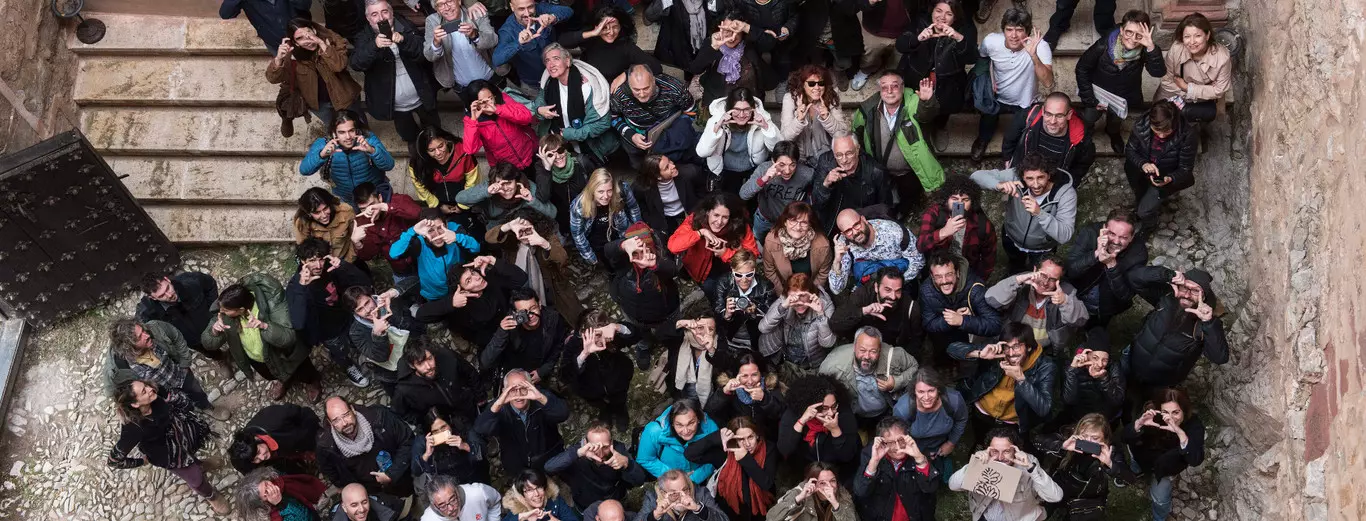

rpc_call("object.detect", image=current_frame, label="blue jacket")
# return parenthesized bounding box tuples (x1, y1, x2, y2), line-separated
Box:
(636, 405, 719, 485)
(492, 3, 573, 83)
(388, 222, 481, 300)
(568, 183, 643, 264)
(300, 134, 396, 205)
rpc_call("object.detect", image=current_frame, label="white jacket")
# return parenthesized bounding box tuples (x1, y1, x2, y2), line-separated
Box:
(422, 483, 502, 521)
(538, 60, 611, 121)
(948, 453, 1064, 521)
(695, 96, 781, 175)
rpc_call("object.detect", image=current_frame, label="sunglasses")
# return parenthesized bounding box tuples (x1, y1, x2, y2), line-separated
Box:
(733, 272, 755, 279)
(805, 80, 827, 87)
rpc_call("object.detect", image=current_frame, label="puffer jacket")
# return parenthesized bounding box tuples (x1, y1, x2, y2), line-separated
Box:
(201, 273, 310, 383)
(1035, 432, 1137, 514)
(463, 93, 539, 170)
(696, 96, 782, 175)
(1124, 112, 1198, 196)
(948, 341, 1058, 434)
(636, 405, 720, 484)
(710, 274, 777, 353)
(970, 169, 1078, 252)
(569, 183, 645, 264)
(1062, 360, 1126, 422)
(501, 480, 581, 521)
(1124, 267, 1229, 388)
(1064, 221, 1148, 321)
(757, 289, 836, 364)
(299, 134, 397, 207)
(984, 273, 1090, 349)
(919, 256, 1002, 351)
(1076, 30, 1167, 107)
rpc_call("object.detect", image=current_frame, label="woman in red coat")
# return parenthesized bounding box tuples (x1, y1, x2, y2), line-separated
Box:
(462, 79, 537, 171)
(668, 192, 759, 300)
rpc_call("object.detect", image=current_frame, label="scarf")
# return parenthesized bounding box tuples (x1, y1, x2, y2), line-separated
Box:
(625, 223, 661, 293)
(1108, 29, 1142, 66)
(550, 154, 578, 184)
(802, 419, 827, 447)
(268, 475, 327, 521)
(542, 64, 587, 131)
(718, 42, 745, 84)
(681, 0, 708, 52)
(777, 227, 814, 259)
(674, 341, 715, 402)
(331, 410, 376, 458)
(718, 442, 774, 516)
(516, 243, 549, 305)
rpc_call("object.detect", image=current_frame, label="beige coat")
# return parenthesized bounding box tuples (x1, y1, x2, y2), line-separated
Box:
(293, 203, 357, 261)
(1154, 42, 1232, 103)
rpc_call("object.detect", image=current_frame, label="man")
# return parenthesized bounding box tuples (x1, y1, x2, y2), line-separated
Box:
(424, 0, 499, 92)
(828, 209, 925, 295)
(533, 44, 619, 167)
(1125, 267, 1229, 390)
(352, 183, 423, 283)
(819, 327, 918, 430)
(972, 153, 1078, 274)
(350, 0, 441, 143)
(229, 404, 322, 475)
(1065, 208, 1147, 329)
(948, 324, 1058, 450)
(635, 469, 729, 521)
(317, 397, 415, 497)
(391, 340, 482, 425)
(948, 428, 1063, 521)
(852, 418, 938, 521)
(544, 422, 648, 510)
(849, 72, 944, 216)
(1001, 92, 1096, 186)
(138, 271, 220, 358)
(416, 255, 530, 347)
(332, 483, 402, 521)
(343, 285, 423, 390)
(480, 288, 568, 383)
(915, 175, 997, 281)
(811, 134, 893, 235)
(391, 208, 482, 301)
(583, 499, 626, 521)
(103, 318, 227, 419)
(918, 252, 1002, 361)
(971, 7, 1055, 162)
(830, 267, 924, 350)
(611, 66, 697, 167)
(473, 369, 570, 475)
(421, 474, 502, 521)
(561, 309, 641, 430)
(703, 355, 785, 437)
(220, 0, 313, 54)
(493, 0, 572, 92)
(605, 223, 682, 369)
(203, 274, 323, 401)
(986, 254, 1088, 352)
(287, 238, 374, 387)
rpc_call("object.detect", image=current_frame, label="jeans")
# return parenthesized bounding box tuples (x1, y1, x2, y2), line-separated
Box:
(1149, 475, 1174, 520)
(752, 211, 774, 249)
(180, 372, 212, 410)
(1002, 235, 1055, 276)
(1044, 0, 1117, 46)
(977, 103, 1022, 147)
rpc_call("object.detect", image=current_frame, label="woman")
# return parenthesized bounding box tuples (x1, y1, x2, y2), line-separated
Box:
(891, 368, 968, 479)
(1036, 413, 1136, 520)
(710, 250, 777, 373)
(757, 274, 835, 376)
(1075, 9, 1166, 153)
(534, 133, 591, 237)
(299, 111, 396, 206)
(760, 202, 832, 295)
(669, 192, 760, 298)
(456, 162, 558, 228)
(501, 469, 582, 521)
(686, 13, 775, 106)
(202, 276, 323, 401)
(266, 18, 361, 130)
(775, 374, 860, 470)
(409, 126, 481, 219)
(1122, 388, 1207, 521)
(487, 208, 585, 324)
(767, 462, 856, 521)
(740, 142, 814, 247)
(414, 407, 487, 488)
(1154, 12, 1232, 123)
(646, 0, 726, 71)
(1123, 99, 1197, 233)
(634, 154, 705, 239)
(292, 188, 356, 262)
(696, 88, 781, 195)
(560, 308, 641, 429)
(684, 417, 778, 521)
(895, 0, 977, 140)
(463, 79, 538, 172)
(779, 66, 848, 161)
(637, 399, 721, 484)
(234, 467, 326, 521)
(558, 5, 662, 85)
(571, 169, 645, 267)
(108, 381, 230, 514)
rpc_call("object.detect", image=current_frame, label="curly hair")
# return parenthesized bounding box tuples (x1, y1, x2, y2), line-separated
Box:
(785, 65, 839, 108)
(930, 174, 983, 212)
(235, 467, 282, 516)
(690, 192, 749, 248)
(784, 373, 852, 410)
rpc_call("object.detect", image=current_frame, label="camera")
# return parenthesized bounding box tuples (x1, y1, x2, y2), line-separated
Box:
(512, 309, 532, 326)
(733, 296, 752, 310)
(726, 438, 741, 449)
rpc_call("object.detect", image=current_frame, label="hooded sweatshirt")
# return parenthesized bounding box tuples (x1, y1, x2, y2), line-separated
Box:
(970, 169, 1078, 251)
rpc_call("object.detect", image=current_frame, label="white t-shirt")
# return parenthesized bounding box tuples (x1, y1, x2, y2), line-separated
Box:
(980, 33, 1053, 108)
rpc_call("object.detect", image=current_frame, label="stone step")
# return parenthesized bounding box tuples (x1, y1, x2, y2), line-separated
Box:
(143, 204, 297, 244)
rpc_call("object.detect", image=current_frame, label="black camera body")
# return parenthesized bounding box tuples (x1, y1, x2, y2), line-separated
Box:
(512, 309, 531, 326)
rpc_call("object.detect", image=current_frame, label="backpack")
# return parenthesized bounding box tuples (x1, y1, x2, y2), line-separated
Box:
(849, 214, 915, 286)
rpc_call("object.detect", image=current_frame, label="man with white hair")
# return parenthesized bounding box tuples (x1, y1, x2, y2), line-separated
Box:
(811, 134, 893, 235)
(473, 369, 570, 475)
(350, 0, 440, 143)
(422, 474, 503, 521)
(532, 43, 619, 167)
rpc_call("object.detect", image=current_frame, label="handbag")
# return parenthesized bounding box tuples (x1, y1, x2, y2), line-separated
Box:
(276, 59, 312, 137)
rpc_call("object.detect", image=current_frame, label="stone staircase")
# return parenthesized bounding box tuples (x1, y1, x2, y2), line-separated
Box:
(70, 0, 1150, 243)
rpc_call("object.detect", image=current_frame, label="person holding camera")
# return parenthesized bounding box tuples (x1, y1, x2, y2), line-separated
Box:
(710, 250, 777, 375)
(457, 163, 559, 228)
(634, 469, 729, 521)
(480, 287, 569, 386)
(416, 255, 530, 348)
(971, 152, 1078, 275)
(424, 0, 498, 93)
(545, 422, 648, 510)
(684, 417, 778, 521)
(1121, 388, 1206, 521)
(916, 175, 997, 281)
(948, 428, 1063, 521)
(351, 0, 441, 144)
(560, 309, 640, 431)
(1123, 99, 1199, 235)
(300, 111, 396, 207)
(287, 238, 374, 388)
(267, 18, 361, 132)
(851, 418, 938, 521)
(949, 324, 1058, 452)
(768, 462, 855, 521)
(474, 369, 569, 476)
(1035, 413, 1136, 521)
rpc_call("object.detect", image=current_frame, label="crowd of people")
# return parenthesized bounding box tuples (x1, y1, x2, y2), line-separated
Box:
(106, 0, 1233, 519)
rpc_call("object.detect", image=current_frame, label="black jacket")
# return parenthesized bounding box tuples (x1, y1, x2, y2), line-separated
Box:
(1125, 267, 1229, 388)
(1124, 113, 1198, 196)
(605, 234, 681, 325)
(390, 347, 482, 425)
(544, 440, 648, 509)
(645, 0, 728, 69)
(918, 267, 1000, 353)
(416, 261, 529, 346)
(633, 163, 705, 234)
(1061, 362, 1126, 423)
(830, 283, 923, 351)
(895, 16, 978, 86)
(810, 152, 893, 235)
(710, 275, 777, 356)
(684, 432, 778, 521)
(481, 307, 570, 380)
(136, 272, 218, 349)
(776, 402, 860, 466)
(1035, 433, 1136, 512)
(315, 404, 415, 496)
(286, 260, 373, 348)
(949, 342, 1058, 434)
(1006, 103, 1097, 186)
(560, 327, 641, 401)
(1075, 34, 1167, 107)
(230, 404, 322, 475)
(704, 381, 785, 439)
(1122, 414, 1206, 478)
(1065, 222, 1148, 322)
(349, 15, 439, 120)
(851, 448, 939, 521)
(686, 41, 775, 105)
(472, 387, 570, 475)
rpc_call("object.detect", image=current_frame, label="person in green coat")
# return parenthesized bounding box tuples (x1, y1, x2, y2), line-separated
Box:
(202, 273, 322, 402)
(849, 71, 945, 217)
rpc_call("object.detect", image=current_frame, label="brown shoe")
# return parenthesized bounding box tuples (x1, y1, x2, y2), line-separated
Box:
(268, 381, 286, 401)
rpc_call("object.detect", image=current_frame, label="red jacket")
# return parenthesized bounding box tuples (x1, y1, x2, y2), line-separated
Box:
(667, 214, 760, 283)
(463, 93, 537, 170)
(354, 193, 422, 274)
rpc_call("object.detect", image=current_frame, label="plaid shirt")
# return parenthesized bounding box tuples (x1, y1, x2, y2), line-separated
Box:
(609, 73, 694, 140)
(126, 345, 189, 390)
(917, 203, 998, 280)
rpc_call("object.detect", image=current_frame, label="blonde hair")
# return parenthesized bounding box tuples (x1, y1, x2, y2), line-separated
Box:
(729, 248, 757, 271)
(578, 168, 624, 220)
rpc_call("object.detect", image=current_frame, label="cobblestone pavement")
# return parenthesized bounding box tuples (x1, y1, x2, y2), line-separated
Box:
(0, 159, 1237, 521)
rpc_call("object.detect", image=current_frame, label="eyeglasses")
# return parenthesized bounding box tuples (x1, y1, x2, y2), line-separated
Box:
(805, 80, 827, 87)
(433, 497, 461, 512)
(733, 272, 755, 279)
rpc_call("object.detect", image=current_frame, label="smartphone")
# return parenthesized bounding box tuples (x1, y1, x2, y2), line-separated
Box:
(441, 20, 463, 36)
(378, 20, 394, 39)
(377, 304, 391, 317)
(951, 201, 965, 216)
(1152, 413, 1168, 427)
(431, 430, 452, 446)
(1075, 439, 1102, 455)
(726, 438, 741, 449)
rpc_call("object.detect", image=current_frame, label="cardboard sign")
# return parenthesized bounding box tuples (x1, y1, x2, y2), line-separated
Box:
(961, 458, 1024, 503)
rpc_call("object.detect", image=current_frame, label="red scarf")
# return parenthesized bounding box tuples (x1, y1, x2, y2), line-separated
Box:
(717, 442, 774, 516)
(802, 420, 828, 447)
(268, 475, 327, 521)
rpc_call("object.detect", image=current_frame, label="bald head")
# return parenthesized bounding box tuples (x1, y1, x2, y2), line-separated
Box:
(595, 500, 626, 521)
(835, 209, 862, 231)
(628, 65, 657, 103)
(341, 484, 371, 521)
(835, 209, 871, 246)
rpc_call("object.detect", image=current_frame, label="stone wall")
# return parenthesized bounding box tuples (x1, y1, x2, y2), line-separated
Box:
(0, 0, 78, 152)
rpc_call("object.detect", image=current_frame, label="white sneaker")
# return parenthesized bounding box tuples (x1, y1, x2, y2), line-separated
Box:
(850, 71, 870, 91)
(345, 365, 370, 387)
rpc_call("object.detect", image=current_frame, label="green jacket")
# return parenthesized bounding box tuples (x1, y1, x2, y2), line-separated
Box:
(532, 79, 620, 163)
(102, 320, 192, 395)
(850, 89, 945, 192)
(200, 273, 310, 382)
(818, 340, 920, 396)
